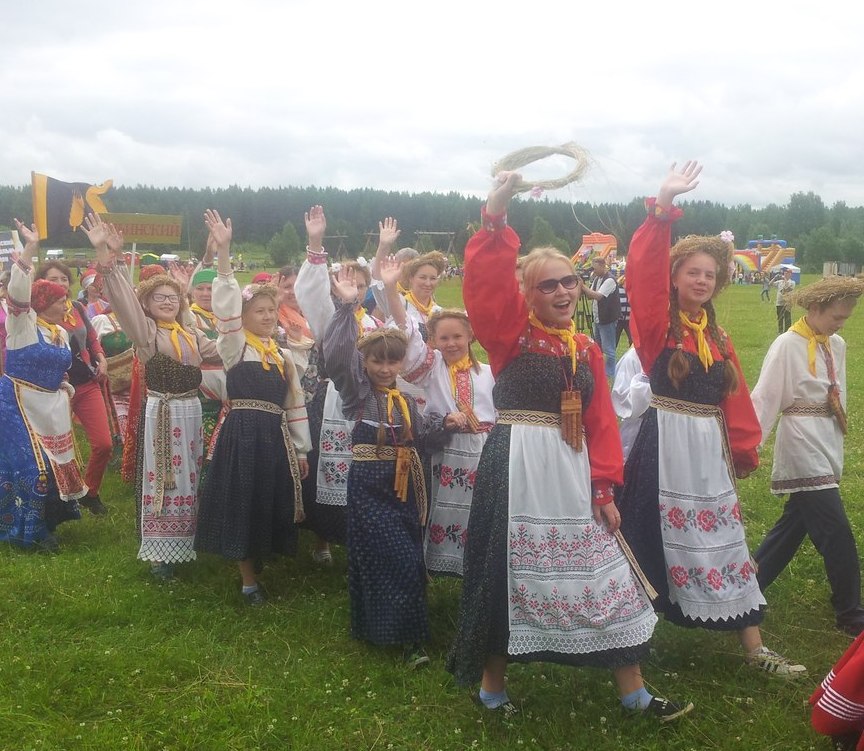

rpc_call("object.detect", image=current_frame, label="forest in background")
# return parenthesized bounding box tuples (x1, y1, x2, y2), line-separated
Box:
(1, 183, 862, 270)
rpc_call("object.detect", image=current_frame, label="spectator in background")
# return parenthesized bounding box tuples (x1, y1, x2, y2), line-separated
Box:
(581, 256, 620, 378)
(616, 273, 632, 347)
(773, 267, 796, 333)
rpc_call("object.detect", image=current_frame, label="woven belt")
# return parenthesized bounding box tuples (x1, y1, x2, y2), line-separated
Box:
(352, 443, 428, 525)
(230, 399, 304, 522)
(783, 402, 832, 417)
(148, 388, 199, 514)
(496, 409, 559, 427)
(650, 395, 720, 417)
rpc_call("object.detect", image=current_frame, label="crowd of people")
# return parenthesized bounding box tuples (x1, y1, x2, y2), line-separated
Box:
(2, 161, 864, 742)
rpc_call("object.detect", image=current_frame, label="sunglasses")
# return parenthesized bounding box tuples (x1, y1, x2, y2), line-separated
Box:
(535, 275, 581, 294)
(151, 293, 180, 303)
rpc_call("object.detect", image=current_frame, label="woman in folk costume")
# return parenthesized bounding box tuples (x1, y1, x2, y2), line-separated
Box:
(384, 266, 495, 577)
(35, 260, 112, 516)
(752, 276, 864, 637)
(81, 267, 110, 319)
(0, 222, 85, 551)
(371, 223, 445, 342)
(194, 210, 311, 606)
(619, 161, 805, 676)
(84, 213, 218, 581)
(294, 205, 383, 561)
(323, 263, 444, 668)
(446, 173, 690, 721)
(88, 274, 135, 443)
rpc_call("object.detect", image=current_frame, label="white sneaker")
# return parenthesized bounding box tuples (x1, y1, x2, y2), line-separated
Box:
(746, 646, 807, 677)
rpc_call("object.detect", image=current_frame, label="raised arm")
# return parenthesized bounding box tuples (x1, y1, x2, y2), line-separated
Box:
(463, 172, 526, 376)
(6, 222, 37, 346)
(294, 205, 333, 341)
(626, 161, 701, 373)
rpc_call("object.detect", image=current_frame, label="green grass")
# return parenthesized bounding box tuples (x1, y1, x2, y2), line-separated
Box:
(2, 276, 858, 750)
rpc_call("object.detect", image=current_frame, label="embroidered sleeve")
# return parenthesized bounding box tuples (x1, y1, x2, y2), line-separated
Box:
(212, 272, 245, 370)
(295, 256, 334, 342)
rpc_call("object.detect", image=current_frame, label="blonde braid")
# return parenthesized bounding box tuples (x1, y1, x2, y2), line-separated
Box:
(666, 292, 690, 390)
(703, 301, 739, 396)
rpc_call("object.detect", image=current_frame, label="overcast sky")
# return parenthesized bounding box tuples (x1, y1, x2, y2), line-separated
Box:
(3, 1, 862, 212)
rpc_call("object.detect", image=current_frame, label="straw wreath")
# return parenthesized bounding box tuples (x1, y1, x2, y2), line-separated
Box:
(491, 142, 590, 194)
(794, 276, 864, 309)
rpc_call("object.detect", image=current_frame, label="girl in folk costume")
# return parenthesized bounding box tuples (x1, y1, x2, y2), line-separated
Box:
(384, 263, 495, 577)
(371, 218, 445, 342)
(752, 276, 864, 637)
(294, 205, 383, 560)
(275, 264, 313, 342)
(36, 260, 112, 516)
(84, 213, 219, 581)
(446, 173, 691, 721)
(619, 161, 805, 675)
(323, 264, 443, 668)
(194, 211, 311, 606)
(0, 222, 85, 551)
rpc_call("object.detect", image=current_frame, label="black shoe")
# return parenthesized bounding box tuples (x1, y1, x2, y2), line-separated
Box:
(79, 494, 108, 516)
(34, 534, 60, 554)
(836, 618, 864, 637)
(638, 696, 694, 724)
(243, 588, 268, 607)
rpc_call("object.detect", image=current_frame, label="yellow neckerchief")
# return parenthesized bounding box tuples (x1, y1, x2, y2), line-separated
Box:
(244, 330, 285, 378)
(397, 282, 408, 295)
(156, 320, 197, 361)
(63, 299, 76, 326)
(376, 385, 412, 430)
(447, 353, 473, 398)
(528, 311, 578, 374)
(190, 303, 215, 327)
(354, 307, 367, 338)
(36, 317, 66, 346)
(404, 290, 435, 319)
(678, 309, 715, 372)
(790, 316, 830, 376)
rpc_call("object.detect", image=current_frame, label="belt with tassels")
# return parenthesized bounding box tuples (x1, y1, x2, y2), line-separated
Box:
(351, 443, 428, 525)
(148, 388, 199, 515)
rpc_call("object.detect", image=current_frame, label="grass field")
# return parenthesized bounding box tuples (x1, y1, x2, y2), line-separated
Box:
(2, 276, 860, 750)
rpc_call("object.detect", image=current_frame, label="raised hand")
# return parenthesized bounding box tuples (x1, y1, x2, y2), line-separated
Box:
(657, 161, 702, 208)
(13, 218, 39, 260)
(105, 222, 124, 255)
(378, 217, 400, 249)
(378, 254, 403, 289)
(81, 213, 113, 266)
(487, 171, 522, 216)
(168, 261, 191, 289)
(331, 265, 358, 304)
(203, 209, 232, 256)
(305, 205, 327, 251)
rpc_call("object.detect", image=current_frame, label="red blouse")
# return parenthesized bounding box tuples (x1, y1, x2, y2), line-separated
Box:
(463, 214, 623, 489)
(625, 199, 760, 474)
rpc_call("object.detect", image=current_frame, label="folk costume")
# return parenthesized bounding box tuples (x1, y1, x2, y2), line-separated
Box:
(102, 265, 218, 564)
(294, 248, 382, 545)
(323, 300, 442, 647)
(91, 310, 134, 440)
(194, 273, 311, 562)
(619, 199, 766, 629)
(399, 316, 495, 576)
(811, 631, 864, 749)
(0, 265, 84, 547)
(751, 314, 864, 631)
(447, 210, 657, 687)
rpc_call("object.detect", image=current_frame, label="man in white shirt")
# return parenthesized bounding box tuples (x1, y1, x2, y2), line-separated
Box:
(581, 256, 620, 378)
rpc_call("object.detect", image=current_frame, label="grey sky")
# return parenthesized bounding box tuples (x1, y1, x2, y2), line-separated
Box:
(3, 0, 862, 209)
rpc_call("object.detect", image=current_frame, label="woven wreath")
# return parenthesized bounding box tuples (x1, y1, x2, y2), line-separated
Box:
(491, 142, 590, 194)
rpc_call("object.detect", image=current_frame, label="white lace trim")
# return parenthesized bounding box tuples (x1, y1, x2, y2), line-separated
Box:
(508, 617, 657, 657)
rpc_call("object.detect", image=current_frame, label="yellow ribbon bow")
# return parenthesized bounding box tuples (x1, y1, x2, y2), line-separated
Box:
(36, 318, 66, 346)
(404, 290, 436, 318)
(244, 331, 285, 378)
(528, 311, 578, 374)
(189, 303, 216, 325)
(156, 320, 197, 362)
(376, 386, 412, 430)
(63, 300, 76, 327)
(678, 310, 715, 372)
(790, 316, 830, 376)
(354, 307, 368, 338)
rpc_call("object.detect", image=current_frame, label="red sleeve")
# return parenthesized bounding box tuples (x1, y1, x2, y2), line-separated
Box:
(625, 199, 682, 374)
(719, 335, 760, 474)
(810, 632, 864, 740)
(463, 218, 526, 377)
(583, 337, 624, 487)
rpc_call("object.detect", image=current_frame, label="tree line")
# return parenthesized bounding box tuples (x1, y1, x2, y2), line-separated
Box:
(0, 183, 860, 270)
